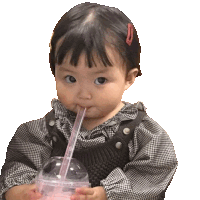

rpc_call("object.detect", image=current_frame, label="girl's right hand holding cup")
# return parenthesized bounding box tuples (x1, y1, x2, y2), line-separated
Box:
(5, 184, 42, 200)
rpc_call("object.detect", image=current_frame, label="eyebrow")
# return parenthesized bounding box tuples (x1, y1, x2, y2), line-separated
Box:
(59, 66, 109, 74)
(59, 67, 76, 73)
(93, 68, 109, 74)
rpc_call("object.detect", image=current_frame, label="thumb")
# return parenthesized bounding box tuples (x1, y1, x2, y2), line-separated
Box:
(28, 184, 41, 193)
(27, 184, 42, 200)
(29, 184, 40, 192)
(34, 192, 42, 199)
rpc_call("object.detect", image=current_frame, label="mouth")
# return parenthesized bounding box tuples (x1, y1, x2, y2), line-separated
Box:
(77, 105, 91, 110)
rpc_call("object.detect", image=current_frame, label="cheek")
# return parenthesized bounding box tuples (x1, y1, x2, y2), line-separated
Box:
(56, 81, 73, 103)
(56, 81, 65, 97)
(100, 84, 124, 100)
(96, 88, 122, 107)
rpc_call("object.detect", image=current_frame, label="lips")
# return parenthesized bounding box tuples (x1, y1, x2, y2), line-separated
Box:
(77, 105, 91, 109)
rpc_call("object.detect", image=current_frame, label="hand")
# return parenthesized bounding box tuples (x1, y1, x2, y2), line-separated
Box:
(70, 186, 107, 200)
(5, 184, 42, 200)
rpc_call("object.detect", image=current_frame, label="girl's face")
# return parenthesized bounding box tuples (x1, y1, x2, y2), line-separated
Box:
(55, 46, 137, 129)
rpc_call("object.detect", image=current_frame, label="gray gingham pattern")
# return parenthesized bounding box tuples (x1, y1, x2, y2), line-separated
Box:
(0, 99, 178, 200)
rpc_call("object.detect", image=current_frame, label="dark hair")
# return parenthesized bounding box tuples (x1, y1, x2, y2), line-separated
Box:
(49, 2, 142, 77)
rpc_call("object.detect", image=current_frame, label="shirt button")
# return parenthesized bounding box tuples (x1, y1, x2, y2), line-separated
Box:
(49, 120, 55, 126)
(52, 136, 57, 142)
(115, 142, 122, 149)
(123, 128, 130, 135)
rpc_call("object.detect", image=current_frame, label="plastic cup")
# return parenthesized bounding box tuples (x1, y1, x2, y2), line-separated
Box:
(35, 157, 90, 200)
(35, 107, 88, 199)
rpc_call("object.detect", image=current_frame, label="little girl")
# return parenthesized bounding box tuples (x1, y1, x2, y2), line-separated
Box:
(0, 2, 177, 200)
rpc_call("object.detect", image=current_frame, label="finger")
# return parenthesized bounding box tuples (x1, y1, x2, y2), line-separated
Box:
(27, 190, 42, 200)
(28, 184, 38, 191)
(35, 191, 43, 199)
(76, 187, 94, 195)
(27, 185, 42, 200)
(71, 194, 90, 200)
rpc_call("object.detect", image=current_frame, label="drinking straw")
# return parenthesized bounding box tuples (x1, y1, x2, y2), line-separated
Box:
(59, 107, 87, 181)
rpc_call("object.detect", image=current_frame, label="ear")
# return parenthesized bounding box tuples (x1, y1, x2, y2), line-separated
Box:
(124, 68, 138, 90)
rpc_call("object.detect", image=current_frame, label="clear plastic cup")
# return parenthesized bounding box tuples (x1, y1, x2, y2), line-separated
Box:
(35, 157, 90, 200)
(35, 107, 89, 199)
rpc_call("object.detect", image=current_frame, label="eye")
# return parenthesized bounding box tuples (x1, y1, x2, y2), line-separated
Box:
(65, 75, 76, 83)
(94, 77, 107, 85)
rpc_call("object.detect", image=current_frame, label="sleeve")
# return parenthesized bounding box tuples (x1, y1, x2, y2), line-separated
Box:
(100, 115, 178, 200)
(0, 118, 52, 199)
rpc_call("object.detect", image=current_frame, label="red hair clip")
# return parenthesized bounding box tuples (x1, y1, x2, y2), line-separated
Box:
(126, 23, 134, 46)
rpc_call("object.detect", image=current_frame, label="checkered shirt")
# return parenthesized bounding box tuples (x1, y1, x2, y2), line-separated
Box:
(0, 99, 178, 200)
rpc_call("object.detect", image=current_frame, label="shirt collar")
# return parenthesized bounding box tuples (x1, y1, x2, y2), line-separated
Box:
(51, 98, 76, 123)
(51, 98, 138, 128)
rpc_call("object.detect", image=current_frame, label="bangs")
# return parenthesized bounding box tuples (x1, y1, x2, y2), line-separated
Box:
(56, 23, 115, 68)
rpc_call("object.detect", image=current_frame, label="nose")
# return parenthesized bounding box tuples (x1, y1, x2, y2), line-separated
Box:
(77, 86, 92, 100)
